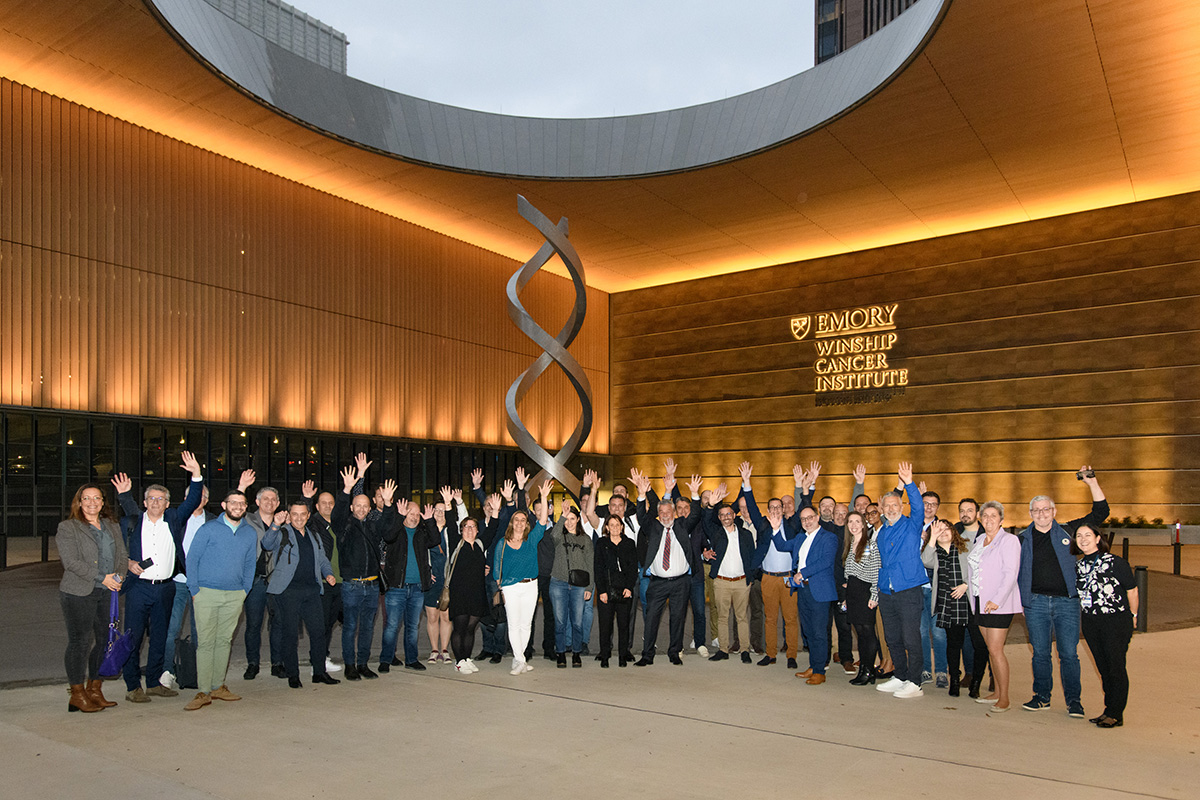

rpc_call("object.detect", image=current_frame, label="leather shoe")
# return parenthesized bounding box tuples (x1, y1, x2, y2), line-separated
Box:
(376, 662, 390, 673)
(146, 684, 178, 698)
(270, 664, 287, 679)
(557, 653, 567, 669)
(669, 655, 683, 665)
(634, 657, 653, 667)
(357, 664, 378, 679)
(600, 658, 610, 668)
(287, 677, 302, 688)
(708, 650, 729, 661)
(741, 651, 752, 664)
(489, 653, 503, 664)
(404, 661, 427, 671)
(1096, 716, 1123, 728)
(786, 658, 798, 669)
(806, 673, 826, 685)
(312, 673, 340, 685)
(210, 685, 240, 701)
(618, 654, 628, 667)
(344, 665, 361, 681)
(757, 655, 776, 666)
(390, 658, 403, 667)
(796, 668, 814, 679)
(243, 663, 259, 680)
(125, 687, 151, 703)
(572, 653, 583, 668)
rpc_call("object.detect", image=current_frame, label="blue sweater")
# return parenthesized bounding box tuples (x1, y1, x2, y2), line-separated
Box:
(493, 523, 547, 586)
(875, 482, 928, 595)
(186, 514, 258, 596)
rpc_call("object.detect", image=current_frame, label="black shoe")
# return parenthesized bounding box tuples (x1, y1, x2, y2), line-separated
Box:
(357, 664, 378, 679)
(968, 677, 982, 699)
(1096, 716, 1123, 728)
(312, 673, 340, 685)
(391, 658, 403, 667)
(709, 650, 730, 661)
(270, 664, 287, 679)
(557, 653, 568, 669)
(287, 677, 302, 689)
(741, 651, 752, 664)
(594, 653, 603, 661)
(572, 653, 582, 668)
(618, 655, 628, 668)
(377, 663, 390, 673)
(524, 647, 534, 662)
(1089, 715, 1106, 724)
(344, 665, 361, 681)
(490, 653, 503, 664)
(757, 655, 777, 666)
(669, 654, 683, 665)
(404, 661, 427, 671)
(849, 665, 870, 686)
(948, 674, 960, 697)
(786, 658, 798, 670)
(600, 658, 610, 668)
(634, 657, 653, 667)
(544, 651, 556, 661)
(243, 663, 259, 680)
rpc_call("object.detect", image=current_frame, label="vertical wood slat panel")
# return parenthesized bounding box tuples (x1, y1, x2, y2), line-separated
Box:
(0, 77, 609, 454)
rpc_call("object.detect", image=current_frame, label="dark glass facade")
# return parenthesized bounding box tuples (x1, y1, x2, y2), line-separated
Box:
(0, 406, 610, 568)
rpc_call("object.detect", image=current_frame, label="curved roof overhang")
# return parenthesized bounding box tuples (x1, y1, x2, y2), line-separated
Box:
(1, 0, 1199, 292)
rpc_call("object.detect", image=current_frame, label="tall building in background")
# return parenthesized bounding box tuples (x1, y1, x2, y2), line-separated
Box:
(202, 0, 348, 73)
(816, 0, 917, 63)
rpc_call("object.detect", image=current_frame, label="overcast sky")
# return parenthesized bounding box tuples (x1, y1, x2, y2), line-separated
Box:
(292, 1, 816, 118)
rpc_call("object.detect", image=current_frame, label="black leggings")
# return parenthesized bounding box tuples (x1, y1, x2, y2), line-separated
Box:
(61, 589, 108, 685)
(946, 622, 988, 683)
(451, 615, 480, 662)
(852, 622, 878, 670)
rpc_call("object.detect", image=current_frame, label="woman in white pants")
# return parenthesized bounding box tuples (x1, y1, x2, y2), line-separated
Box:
(493, 480, 551, 675)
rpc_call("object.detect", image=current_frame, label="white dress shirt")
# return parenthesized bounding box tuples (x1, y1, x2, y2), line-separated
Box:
(761, 525, 792, 573)
(139, 514, 176, 581)
(649, 527, 688, 578)
(717, 527, 745, 578)
(795, 528, 819, 573)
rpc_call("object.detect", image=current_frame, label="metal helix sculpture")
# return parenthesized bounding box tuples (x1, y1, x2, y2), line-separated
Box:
(505, 195, 593, 501)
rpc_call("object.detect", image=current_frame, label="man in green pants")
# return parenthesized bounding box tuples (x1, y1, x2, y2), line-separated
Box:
(184, 490, 264, 710)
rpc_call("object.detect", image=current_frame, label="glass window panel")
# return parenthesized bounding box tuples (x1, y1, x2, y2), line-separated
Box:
(36, 415, 62, 479)
(269, 434, 286, 490)
(64, 417, 90, 477)
(141, 424, 164, 481)
(6, 413, 33, 477)
(209, 431, 228, 486)
(90, 421, 114, 482)
(287, 437, 303, 495)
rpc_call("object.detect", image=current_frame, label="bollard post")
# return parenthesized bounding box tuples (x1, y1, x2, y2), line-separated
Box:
(41, 523, 50, 562)
(1174, 521, 1182, 576)
(1121, 536, 1129, 561)
(1134, 566, 1148, 633)
(0, 531, 6, 570)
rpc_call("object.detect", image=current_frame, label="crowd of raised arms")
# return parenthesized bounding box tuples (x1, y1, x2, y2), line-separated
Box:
(56, 452, 1137, 728)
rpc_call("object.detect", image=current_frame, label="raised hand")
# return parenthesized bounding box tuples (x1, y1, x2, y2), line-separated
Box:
(422, 504, 435, 520)
(340, 466, 357, 492)
(301, 480, 317, 499)
(515, 466, 529, 489)
(792, 464, 806, 487)
(273, 510, 287, 526)
(711, 482, 729, 505)
(663, 457, 678, 479)
(686, 474, 703, 496)
(918, 481, 928, 495)
(500, 479, 515, 502)
(807, 461, 822, 483)
(1079, 464, 1100, 489)
(853, 463, 866, 484)
(486, 493, 501, 517)
(471, 468, 484, 489)
(180, 450, 202, 478)
(111, 472, 132, 495)
(451, 488, 463, 503)
(354, 452, 372, 479)
(738, 461, 752, 484)
(382, 479, 397, 506)
(538, 479, 554, 504)
(395, 498, 410, 517)
(898, 461, 914, 485)
(237, 469, 256, 492)
(439, 486, 453, 506)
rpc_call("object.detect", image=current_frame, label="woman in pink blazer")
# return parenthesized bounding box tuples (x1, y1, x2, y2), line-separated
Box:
(966, 500, 1022, 712)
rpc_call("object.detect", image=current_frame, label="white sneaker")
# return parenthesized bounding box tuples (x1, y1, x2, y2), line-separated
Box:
(325, 658, 342, 673)
(160, 671, 178, 691)
(894, 681, 925, 699)
(876, 676, 904, 693)
(688, 639, 695, 650)
(712, 638, 720, 649)
(697, 645, 710, 658)
(456, 660, 469, 673)
(510, 660, 525, 676)
(522, 662, 534, 673)
(465, 659, 479, 673)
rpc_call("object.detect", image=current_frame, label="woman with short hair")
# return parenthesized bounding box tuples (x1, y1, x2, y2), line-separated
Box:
(966, 500, 1022, 711)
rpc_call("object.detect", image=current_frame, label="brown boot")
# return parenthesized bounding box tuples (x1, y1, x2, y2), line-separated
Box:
(68, 684, 102, 713)
(86, 679, 117, 708)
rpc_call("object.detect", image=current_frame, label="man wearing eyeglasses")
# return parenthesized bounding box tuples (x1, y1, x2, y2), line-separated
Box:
(1018, 465, 1108, 718)
(114, 452, 205, 703)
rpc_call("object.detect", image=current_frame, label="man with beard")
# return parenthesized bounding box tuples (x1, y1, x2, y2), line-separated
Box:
(183, 490, 259, 710)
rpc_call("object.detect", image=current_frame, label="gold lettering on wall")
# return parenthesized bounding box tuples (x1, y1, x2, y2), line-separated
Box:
(790, 304, 906, 405)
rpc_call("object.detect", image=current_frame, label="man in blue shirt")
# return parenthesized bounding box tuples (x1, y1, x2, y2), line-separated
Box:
(874, 462, 928, 699)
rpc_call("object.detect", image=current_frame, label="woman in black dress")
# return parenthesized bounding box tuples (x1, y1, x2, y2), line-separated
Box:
(1075, 523, 1138, 727)
(439, 488, 492, 674)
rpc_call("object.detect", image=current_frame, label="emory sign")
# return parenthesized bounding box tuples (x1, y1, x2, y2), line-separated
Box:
(790, 303, 908, 405)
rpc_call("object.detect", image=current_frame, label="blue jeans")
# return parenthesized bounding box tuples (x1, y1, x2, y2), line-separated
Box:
(921, 585, 947, 675)
(163, 582, 198, 672)
(690, 574, 707, 649)
(341, 580, 380, 667)
(795, 583, 831, 675)
(380, 584, 424, 665)
(1025, 594, 1082, 704)
(243, 576, 282, 666)
(549, 578, 588, 653)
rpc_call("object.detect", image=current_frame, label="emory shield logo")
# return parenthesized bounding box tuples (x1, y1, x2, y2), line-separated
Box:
(790, 316, 811, 341)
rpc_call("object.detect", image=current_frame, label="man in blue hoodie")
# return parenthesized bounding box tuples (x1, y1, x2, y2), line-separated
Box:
(184, 490, 260, 710)
(874, 462, 928, 699)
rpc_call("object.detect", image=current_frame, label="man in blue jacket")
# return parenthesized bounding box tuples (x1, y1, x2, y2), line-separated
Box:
(874, 462, 927, 699)
(114, 451, 204, 702)
(1019, 465, 1108, 718)
(771, 498, 838, 685)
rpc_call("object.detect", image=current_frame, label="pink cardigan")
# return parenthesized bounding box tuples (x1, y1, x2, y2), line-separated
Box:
(969, 529, 1023, 615)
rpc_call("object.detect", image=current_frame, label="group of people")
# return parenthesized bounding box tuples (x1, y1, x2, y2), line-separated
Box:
(57, 453, 1137, 728)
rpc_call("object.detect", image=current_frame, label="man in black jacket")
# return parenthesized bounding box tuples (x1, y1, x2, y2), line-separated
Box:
(379, 497, 435, 672)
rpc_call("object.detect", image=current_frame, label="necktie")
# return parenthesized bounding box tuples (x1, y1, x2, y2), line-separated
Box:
(662, 528, 672, 571)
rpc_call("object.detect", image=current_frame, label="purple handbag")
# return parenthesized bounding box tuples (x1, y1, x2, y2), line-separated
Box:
(98, 590, 135, 677)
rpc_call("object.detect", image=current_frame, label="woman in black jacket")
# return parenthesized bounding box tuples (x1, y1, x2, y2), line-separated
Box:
(439, 487, 497, 674)
(590, 494, 638, 668)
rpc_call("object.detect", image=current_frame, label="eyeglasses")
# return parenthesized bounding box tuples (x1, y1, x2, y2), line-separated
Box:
(1030, 506, 1054, 515)
(146, 497, 169, 504)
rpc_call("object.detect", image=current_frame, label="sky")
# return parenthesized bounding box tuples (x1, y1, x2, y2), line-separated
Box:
(292, 0, 817, 118)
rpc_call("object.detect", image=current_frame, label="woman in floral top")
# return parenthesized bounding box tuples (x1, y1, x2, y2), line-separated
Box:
(1075, 523, 1138, 728)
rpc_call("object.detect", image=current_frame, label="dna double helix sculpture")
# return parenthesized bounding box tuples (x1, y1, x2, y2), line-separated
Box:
(505, 196, 593, 501)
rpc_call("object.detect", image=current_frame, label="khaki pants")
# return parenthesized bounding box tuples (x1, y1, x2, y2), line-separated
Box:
(712, 578, 751, 654)
(760, 574, 799, 659)
(194, 587, 246, 692)
(705, 573, 719, 643)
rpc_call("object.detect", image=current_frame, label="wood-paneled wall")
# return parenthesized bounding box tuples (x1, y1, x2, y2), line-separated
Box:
(0, 78, 609, 453)
(611, 193, 1200, 523)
